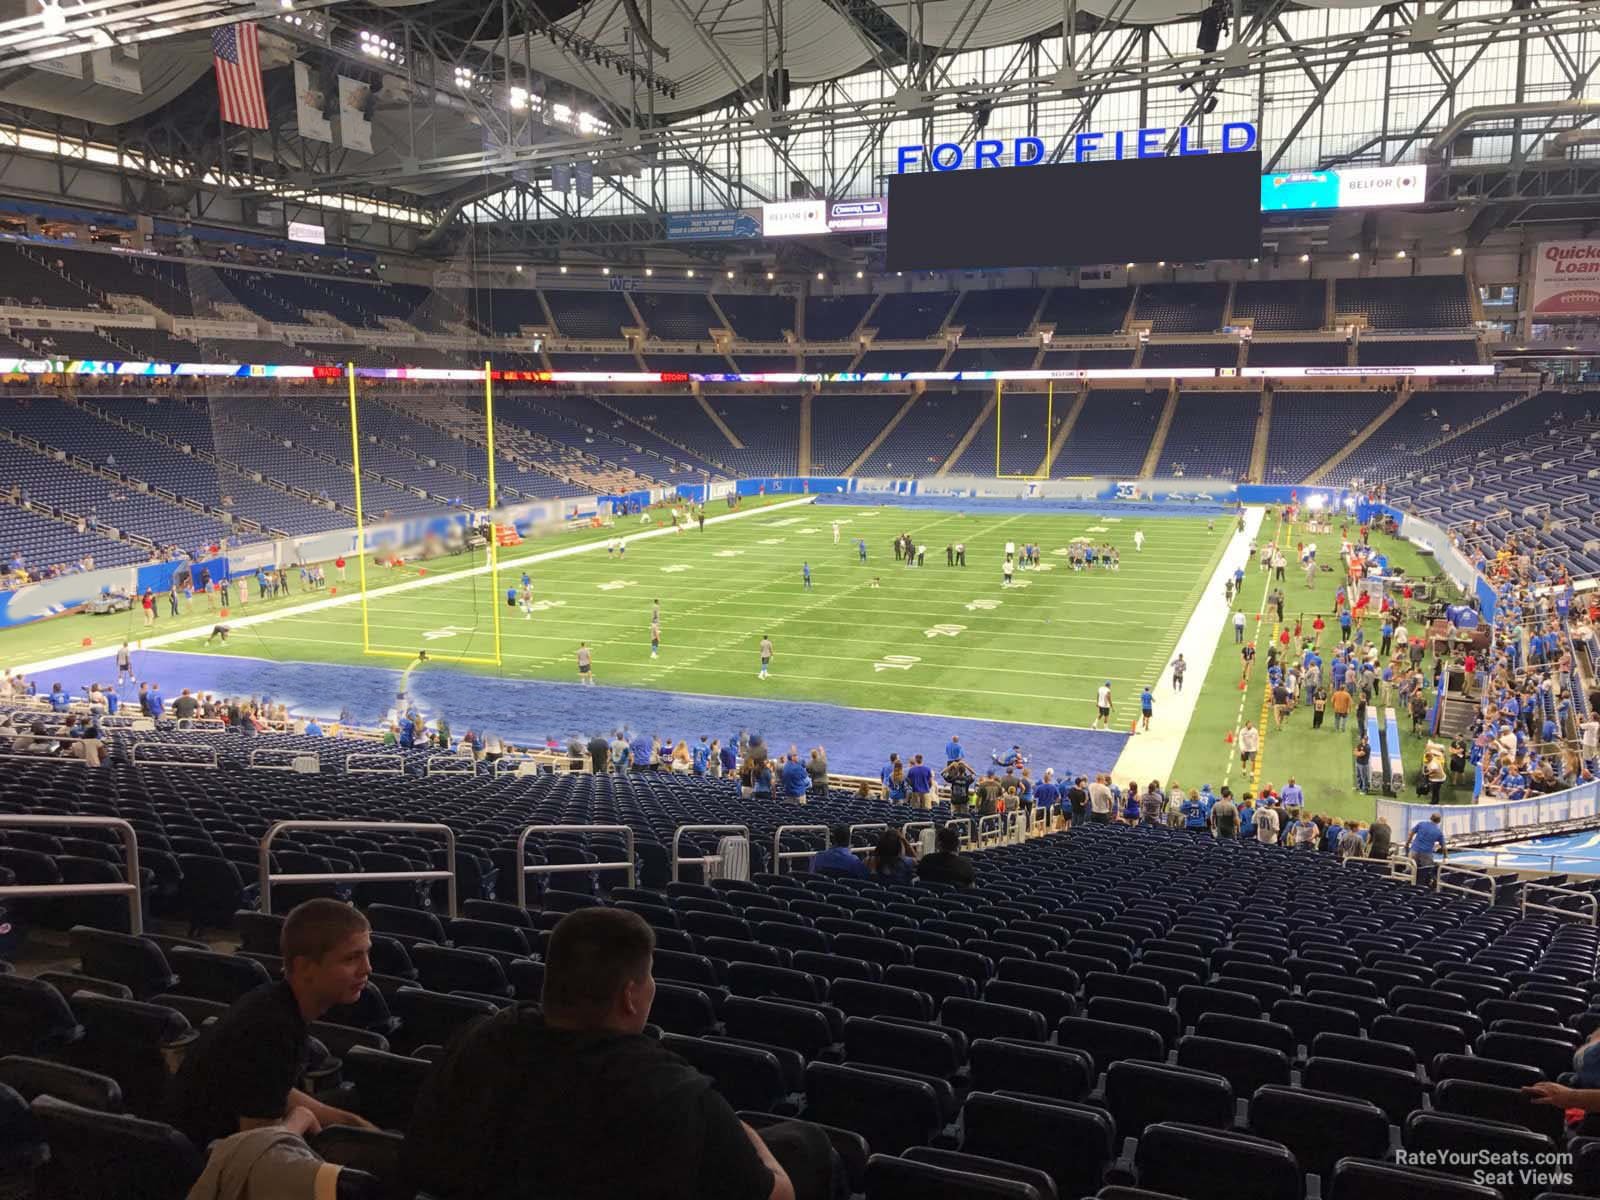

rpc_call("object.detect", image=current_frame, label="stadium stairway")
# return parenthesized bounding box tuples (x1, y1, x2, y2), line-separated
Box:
(936, 393, 999, 476)
(1303, 386, 1415, 485)
(1138, 384, 1182, 479)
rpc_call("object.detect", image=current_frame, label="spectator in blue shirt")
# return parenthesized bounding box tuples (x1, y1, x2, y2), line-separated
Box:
(810, 826, 868, 877)
(779, 753, 811, 802)
(304, 718, 323, 737)
(1280, 778, 1304, 808)
(945, 736, 963, 762)
(148, 683, 165, 719)
(1181, 790, 1209, 830)
(906, 755, 935, 808)
(47, 684, 70, 712)
(1406, 813, 1447, 869)
(691, 738, 711, 775)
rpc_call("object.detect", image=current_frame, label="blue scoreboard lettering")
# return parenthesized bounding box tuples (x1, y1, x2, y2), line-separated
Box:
(895, 122, 1258, 174)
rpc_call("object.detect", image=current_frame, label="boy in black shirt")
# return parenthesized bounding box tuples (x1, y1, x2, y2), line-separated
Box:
(171, 899, 375, 1148)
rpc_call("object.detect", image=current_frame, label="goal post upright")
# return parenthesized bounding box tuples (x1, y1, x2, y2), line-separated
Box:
(483, 360, 504, 668)
(346, 362, 374, 655)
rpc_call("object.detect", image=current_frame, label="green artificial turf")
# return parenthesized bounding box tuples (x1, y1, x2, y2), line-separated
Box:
(4, 502, 1234, 731)
(1168, 510, 1459, 823)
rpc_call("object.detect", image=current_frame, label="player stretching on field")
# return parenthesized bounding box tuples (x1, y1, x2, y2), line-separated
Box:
(759, 636, 774, 680)
(576, 643, 594, 685)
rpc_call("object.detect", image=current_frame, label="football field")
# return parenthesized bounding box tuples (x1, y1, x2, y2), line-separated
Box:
(172, 501, 1233, 731)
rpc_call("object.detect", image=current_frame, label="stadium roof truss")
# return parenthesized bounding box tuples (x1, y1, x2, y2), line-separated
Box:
(2, 0, 1600, 256)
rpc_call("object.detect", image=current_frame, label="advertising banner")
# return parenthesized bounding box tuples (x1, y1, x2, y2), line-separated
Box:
(665, 209, 761, 241)
(762, 200, 830, 237)
(1530, 241, 1600, 317)
(1260, 165, 1425, 210)
(827, 198, 888, 232)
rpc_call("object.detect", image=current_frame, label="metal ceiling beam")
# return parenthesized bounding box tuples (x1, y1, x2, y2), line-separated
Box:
(0, 0, 353, 71)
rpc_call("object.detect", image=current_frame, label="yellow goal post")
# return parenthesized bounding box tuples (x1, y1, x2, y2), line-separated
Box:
(346, 361, 504, 666)
(994, 379, 1053, 481)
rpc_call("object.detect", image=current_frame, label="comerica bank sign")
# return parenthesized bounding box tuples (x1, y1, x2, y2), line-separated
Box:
(895, 121, 1259, 173)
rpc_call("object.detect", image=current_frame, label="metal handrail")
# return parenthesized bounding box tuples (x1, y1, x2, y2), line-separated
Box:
(902, 821, 937, 845)
(1342, 854, 1419, 885)
(174, 718, 228, 731)
(977, 814, 1010, 847)
(848, 823, 889, 854)
(259, 820, 458, 918)
(514, 825, 636, 910)
(345, 754, 403, 774)
(945, 818, 974, 845)
(672, 824, 750, 882)
(1523, 880, 1600, 926)
(131, 742, 218, 768)
(0, 815, 142, 934)
(772, 824, 831, 873)
(1435, 860, 1498, 904)
(248, 747, 320, 772)
(425, 756, 477, 776)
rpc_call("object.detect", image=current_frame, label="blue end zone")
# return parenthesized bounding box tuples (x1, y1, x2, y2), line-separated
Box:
(49, 649, 1128, 780)
(1452, 830, 1600, 875)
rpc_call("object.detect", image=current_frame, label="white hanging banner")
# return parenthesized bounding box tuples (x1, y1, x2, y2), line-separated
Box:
(338, 76, 373, 153)
(295, 62, 332, 144)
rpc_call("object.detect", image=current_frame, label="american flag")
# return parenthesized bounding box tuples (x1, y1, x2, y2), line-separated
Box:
(212, 23, 268, 130)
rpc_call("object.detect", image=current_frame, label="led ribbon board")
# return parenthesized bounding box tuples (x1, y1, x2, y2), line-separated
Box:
(0, 359, 1499, 382)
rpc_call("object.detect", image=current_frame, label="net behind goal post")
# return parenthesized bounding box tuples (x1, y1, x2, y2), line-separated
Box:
(346, 362, 504, 667)
(994, 379, 1053, 481)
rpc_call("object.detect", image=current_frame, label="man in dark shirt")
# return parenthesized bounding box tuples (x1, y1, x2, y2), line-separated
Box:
(1066, 777, 1090, 828)
(399, 908, 833, 1200)
(916, 826, 975, 887)
(171, 899, 375, 1148)
(171, 688, 200, 720)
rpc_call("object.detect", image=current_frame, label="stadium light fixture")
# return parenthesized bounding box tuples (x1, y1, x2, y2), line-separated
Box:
(1350, 252, 1361, 260)
(644, 267, 653, 276)
(1300, 254, 1310, 262)
(559, 265, 568, 273)
(1396, 250, 1406, 259)
(816, 271, 824, 280)
(514, 264, 522, 272)
(1125, 262, 1134, 269)
(602, 267, 611, 275)
(1452, 247, 1464, 256)
(686, 269, 695, 277)
(726, 270, 734, 279)
(766, 271, 774, 280)
(855, 270, 863, 279)
(1157, 260, 1166, 267)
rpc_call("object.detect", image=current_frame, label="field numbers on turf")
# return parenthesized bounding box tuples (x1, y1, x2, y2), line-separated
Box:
(659, 565, 691, 573)
(924, 624, 967, 639)
(527, 600, 567, 612)
(964, 598, 1001, 611)
(766, 517, 805, 527)
(1006, 579, 1032, 589)
(758, 538, 787, 545)
(1087, 526, 1109, 533)
(597, 580, 637, 591)
(422, 625, 471, 641)
(796, 527, 819, 534)
(873, 654, 921, 673)
(713, 549, 745, 558)
(1050, 548, 1070, 557)
(1034, 563, 1056, 572)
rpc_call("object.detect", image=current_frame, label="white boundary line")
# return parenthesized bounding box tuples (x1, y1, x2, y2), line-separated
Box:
(12, 496, 820, 678)
(1110, 506, 1266, 784)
